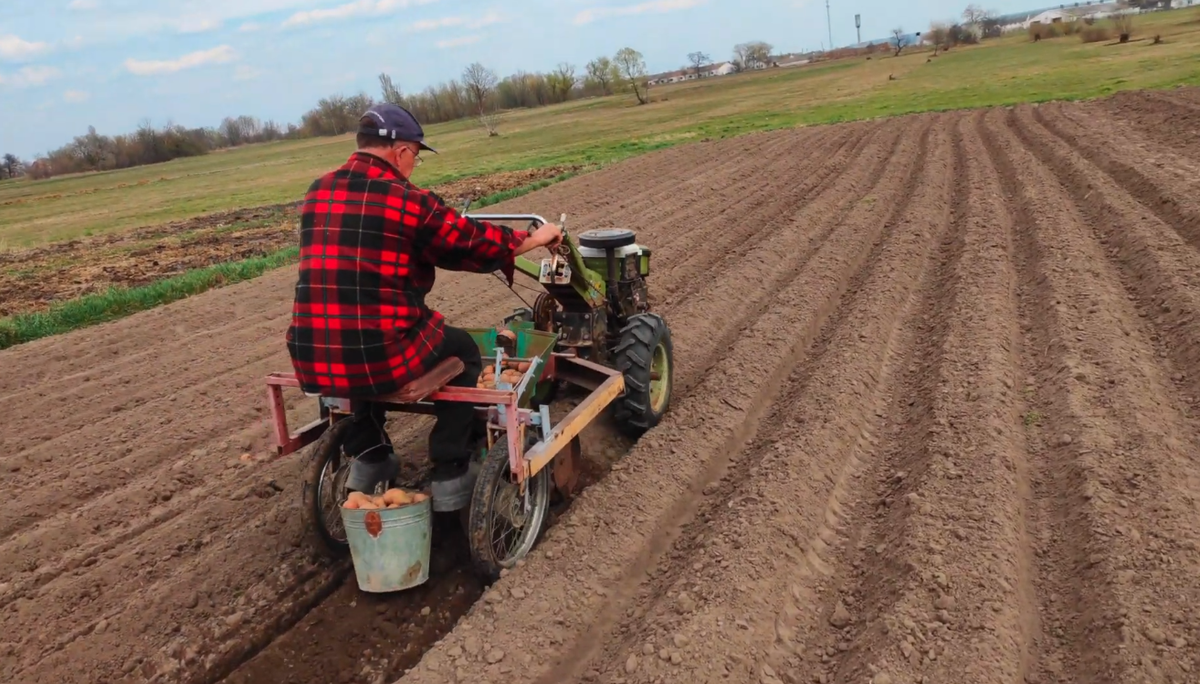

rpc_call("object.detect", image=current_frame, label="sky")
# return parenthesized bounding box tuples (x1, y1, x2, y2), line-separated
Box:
(0, 0, 1039, 159)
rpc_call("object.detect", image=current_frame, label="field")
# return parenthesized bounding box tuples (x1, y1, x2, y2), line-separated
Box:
(3, 85, 1200, 684)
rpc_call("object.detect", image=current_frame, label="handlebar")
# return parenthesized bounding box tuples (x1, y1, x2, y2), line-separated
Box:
(466, 213, 568, 252)
(464, 213, 549, 229)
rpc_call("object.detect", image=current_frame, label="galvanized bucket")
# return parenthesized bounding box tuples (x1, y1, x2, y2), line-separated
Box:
(340, 495, 432, 593)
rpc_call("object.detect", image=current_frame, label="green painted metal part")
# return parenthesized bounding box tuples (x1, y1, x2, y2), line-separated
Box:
(341, 497, 433, 593)
(515, 238, 607, 310)
(463, 325, 560, 408)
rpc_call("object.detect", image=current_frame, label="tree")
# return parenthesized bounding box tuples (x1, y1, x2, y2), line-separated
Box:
(1, 154, 23, 180)
(687, 51, 711, 77)
(962, 4, 987, 25)
(585, 57, 619, 95)
(732, 41, 773, 71)
(462, 62, 501, 136)
(927, 22, 951, 54)
(378, 72, 404, 105)
(550, 62, 578, 102)
(891, 27, 908, 56)
(613, 47, 649, 105)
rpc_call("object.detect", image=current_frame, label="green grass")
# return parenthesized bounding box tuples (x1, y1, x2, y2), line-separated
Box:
(0, 172, 584, 348)
(0, 248, 299, 350)
(4, 6, 1199, 247)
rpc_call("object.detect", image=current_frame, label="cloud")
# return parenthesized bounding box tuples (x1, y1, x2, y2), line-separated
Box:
(238, 22, 262, 32)
(573, 0, 703, 25)
(63, 89, 90, 102)
(124, 45, 238, 76)
(436, 35, 480, 49)
(68, 0, 98, 9)
(0, 34, 51, 61)
(282, 0, 439, 27)
(233, 65, 263, 81)
(410, 10, 502, 32)
(0, 65, 63, 88)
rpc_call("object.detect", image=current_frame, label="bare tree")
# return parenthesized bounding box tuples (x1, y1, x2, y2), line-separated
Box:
(378, 72, 404, 105)
(687, 51, 711, 77)
(926, 22, 950, 54)
(1, 153, 23, 180)
(586, 57, 619, 95)
(613, 47, 649, 105)
(962, 4, 987, 25)
(891, 27, 908, 56)
(462, 62, 501, 136)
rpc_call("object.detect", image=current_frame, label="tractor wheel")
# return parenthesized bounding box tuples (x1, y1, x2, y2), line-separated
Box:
(611, 313, 674, 439)
(467, 434, 551, 582)
(300, 416, 356, 560)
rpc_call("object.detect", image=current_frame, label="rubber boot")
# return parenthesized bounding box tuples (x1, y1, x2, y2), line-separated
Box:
(345, 445, 400, 495)
(431, 459, 479, 513)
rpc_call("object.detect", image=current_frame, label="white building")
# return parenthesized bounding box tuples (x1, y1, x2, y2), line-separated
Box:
(647, 62, 737, 86)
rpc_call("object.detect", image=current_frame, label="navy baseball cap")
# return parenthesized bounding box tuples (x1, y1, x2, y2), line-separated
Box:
(359, 103, 438, 153)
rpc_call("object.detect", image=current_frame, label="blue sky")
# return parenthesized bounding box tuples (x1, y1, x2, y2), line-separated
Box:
(0, 0, 1036, 159)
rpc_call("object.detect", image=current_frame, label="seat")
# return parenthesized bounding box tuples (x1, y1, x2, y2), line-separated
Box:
(379, 357, 466, 404)
(303, 358, 466, 405)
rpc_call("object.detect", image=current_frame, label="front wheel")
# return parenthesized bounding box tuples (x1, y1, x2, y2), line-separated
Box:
(300, 416, 356, 560)
(611, 313, 674, 439)
(467, 435, 551, 582)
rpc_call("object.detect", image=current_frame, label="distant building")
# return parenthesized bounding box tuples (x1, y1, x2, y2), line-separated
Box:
(647, 61, 737, 85)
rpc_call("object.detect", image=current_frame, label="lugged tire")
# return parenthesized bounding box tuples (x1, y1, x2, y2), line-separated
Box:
(301, 416, 355, 560)
(611, 313, 674, 439)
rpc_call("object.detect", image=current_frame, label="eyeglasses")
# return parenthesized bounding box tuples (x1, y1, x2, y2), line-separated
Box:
(402, 145, 422, 167)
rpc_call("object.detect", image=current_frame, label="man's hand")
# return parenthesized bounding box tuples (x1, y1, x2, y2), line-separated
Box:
(515, 223, 563, 255)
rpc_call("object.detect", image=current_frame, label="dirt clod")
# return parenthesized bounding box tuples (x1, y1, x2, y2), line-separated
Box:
(830, 601, 853, 629)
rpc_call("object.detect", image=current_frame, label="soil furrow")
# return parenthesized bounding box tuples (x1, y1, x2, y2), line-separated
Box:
(1030, 102, 1200, 254)
(552, 111, 936, 681)
(1096, 89, 1200, 158)
(651, 126, 872, 308)
(569, 130, 790, 229)
(782, 110, 1043, 684)
(560, 111, 943, 684)
(391, 114, 931, 684)
(982, 104, 1200, 682)
(1006, 103, 1200, 422)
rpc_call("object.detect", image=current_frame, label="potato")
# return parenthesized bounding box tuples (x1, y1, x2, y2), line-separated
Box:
(383, 488, 411, 506)
(517, 361, 531, 372)
(342, 499, 360, 510)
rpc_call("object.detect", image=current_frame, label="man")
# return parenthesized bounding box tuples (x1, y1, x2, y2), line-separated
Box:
(286, 102, 562, 511)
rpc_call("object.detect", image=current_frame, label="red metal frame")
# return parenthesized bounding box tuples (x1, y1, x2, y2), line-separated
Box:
(262, 351, 596, 484)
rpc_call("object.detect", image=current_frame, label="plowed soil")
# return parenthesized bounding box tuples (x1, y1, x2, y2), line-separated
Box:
(3, 88, 1200, 684)
(0, 165, 582, 317)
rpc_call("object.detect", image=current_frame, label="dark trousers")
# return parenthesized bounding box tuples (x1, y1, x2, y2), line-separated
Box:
(343, 325, 483, 477)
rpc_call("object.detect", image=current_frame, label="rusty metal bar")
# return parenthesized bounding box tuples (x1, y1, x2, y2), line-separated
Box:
(525, 373, 625, 478)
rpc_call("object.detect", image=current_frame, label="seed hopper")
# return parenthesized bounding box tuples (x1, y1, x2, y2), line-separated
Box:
(263, 213, 674, 581)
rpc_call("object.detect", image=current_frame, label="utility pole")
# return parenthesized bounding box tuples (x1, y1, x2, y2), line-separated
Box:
(826, 0, 834, 50)
(855, 13, 862, 45)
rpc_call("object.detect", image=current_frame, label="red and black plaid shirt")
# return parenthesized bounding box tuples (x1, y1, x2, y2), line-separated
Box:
(286, 151, 525, 397)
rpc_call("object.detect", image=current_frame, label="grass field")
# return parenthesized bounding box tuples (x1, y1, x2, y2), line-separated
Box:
(3, 5, 1199, 248)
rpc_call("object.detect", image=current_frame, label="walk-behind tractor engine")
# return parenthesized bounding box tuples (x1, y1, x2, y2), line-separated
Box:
(263, 213, 673, 587)
(495, 218, 668, 436)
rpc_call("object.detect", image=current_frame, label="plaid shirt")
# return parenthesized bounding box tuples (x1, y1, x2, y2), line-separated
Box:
(286, 151, 525, 398)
